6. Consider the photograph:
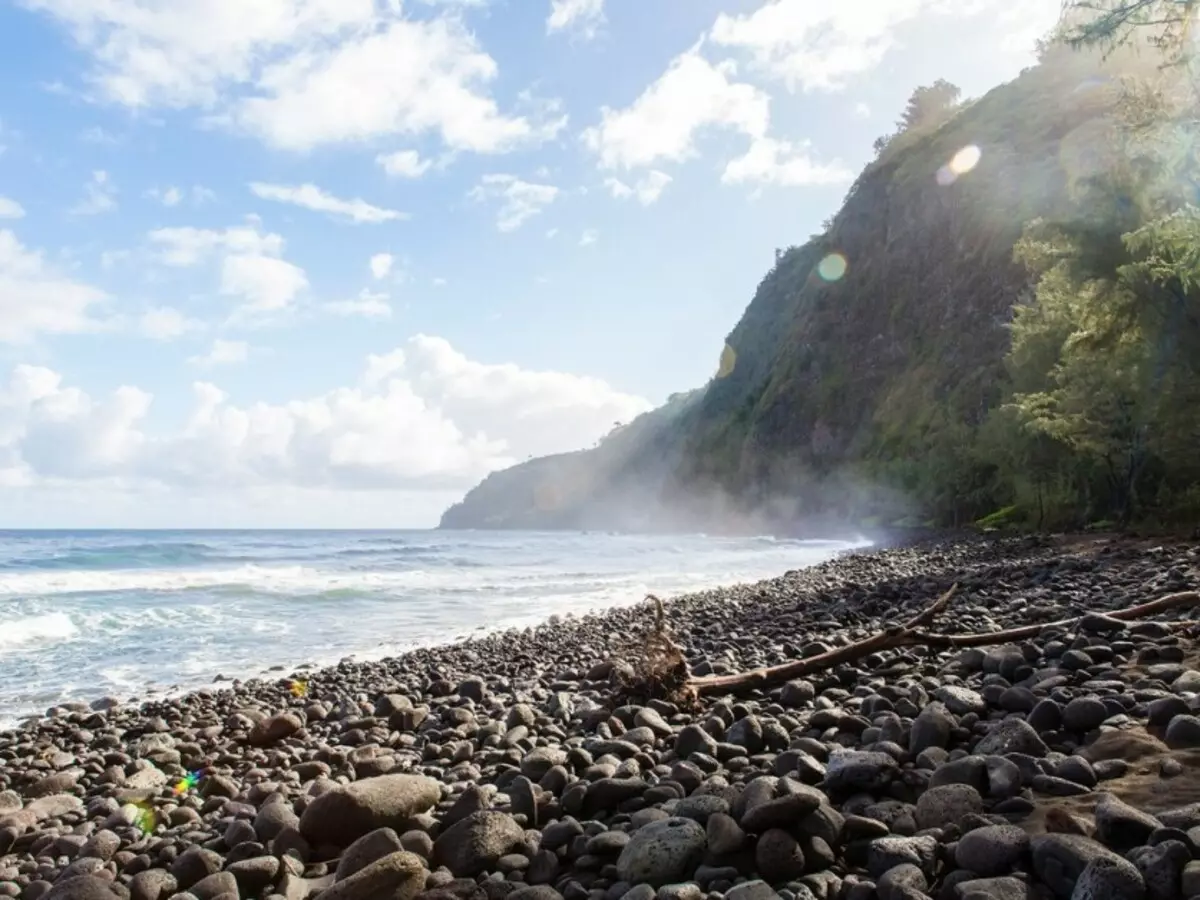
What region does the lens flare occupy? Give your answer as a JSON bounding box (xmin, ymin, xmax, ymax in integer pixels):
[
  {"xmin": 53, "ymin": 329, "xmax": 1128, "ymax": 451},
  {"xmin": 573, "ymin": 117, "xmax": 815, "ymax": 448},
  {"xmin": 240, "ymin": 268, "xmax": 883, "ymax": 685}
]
[
  {"xmin": 173, "ymin": 771, "xmax": 201, "ymax": 796},
  {"xmin": 817, "ymin": 253, "xmax": 847, "ymax": 282},
  {"xmin": 132, "ymin": 802, "xmax": 159, "ymax": 834},
  {"xmin": 936, "ymin": 145, "xmax": 982, "ymax": 186}
]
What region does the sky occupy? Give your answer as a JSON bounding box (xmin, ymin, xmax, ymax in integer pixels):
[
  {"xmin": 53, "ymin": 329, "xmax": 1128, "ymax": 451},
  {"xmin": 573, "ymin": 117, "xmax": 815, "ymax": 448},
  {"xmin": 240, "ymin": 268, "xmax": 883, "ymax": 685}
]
[{"xmin": 0, "ymin": 0, "xmax": 1062, "ymax": 528}]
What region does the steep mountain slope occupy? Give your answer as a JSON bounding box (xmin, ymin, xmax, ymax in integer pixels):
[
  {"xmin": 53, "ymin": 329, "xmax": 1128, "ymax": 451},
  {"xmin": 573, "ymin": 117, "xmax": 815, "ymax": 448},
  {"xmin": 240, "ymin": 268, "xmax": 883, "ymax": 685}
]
[{"xmin": 440, "ymin": 47, "xmax": 1151, "ymax": 534}]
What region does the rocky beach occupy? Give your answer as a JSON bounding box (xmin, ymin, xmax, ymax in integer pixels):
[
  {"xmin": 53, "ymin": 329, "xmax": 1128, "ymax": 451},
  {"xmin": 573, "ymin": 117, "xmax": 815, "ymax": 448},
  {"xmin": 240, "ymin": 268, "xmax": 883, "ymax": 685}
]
[{"xmin": 3, "ymin": 533, "xmax": 1200, "ymax": 900}]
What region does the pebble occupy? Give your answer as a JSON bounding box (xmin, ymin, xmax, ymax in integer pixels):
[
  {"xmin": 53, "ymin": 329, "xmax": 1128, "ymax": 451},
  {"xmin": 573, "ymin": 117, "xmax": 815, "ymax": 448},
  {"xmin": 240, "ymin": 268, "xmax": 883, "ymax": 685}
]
[{"xmin": 0, "ymin": 536, "xmax": 1196, "ymax": 900}]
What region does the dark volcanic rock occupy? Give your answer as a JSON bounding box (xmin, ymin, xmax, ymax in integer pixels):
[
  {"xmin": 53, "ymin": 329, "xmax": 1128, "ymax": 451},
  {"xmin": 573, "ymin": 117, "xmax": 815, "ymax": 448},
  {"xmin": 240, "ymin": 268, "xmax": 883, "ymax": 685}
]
[
  {"xmin": 299, "ymin": 775, "xmax": 441, "ymax": 847},
  {"xmin": 433, "ymin": 812, "xmax": 525, "ymax": 878}
]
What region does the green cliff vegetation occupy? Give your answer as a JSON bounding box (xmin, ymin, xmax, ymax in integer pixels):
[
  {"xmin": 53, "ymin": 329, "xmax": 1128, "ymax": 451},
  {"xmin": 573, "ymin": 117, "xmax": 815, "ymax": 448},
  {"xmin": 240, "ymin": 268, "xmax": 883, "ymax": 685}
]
[{"xmin": 440, "ymin": 3, "xmax": 1200, "ymax": 535}]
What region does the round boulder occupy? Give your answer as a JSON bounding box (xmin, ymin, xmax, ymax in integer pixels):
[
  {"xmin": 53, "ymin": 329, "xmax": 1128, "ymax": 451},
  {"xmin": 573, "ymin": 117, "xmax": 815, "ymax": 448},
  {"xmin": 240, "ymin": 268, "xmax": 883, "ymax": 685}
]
[
  {"xmin": 299, "ymin": 775, "xmax": 441, "ymax": 848},
  {"xmin": 432, "ymin": 811, "xmax": 525, "ymax": 878},
  {"xmin": 616, "ymin": 817, "xmax": 707, "ymax": 887}
]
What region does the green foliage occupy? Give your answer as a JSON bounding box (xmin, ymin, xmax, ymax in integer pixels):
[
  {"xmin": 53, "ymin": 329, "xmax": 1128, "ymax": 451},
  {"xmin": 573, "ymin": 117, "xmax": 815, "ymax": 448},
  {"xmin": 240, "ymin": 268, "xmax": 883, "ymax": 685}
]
[
  {"xmin": 1062, "ymin": 0, "xmax": 1199, "ymax": 61},
  {"xmin": 976, "ymin": 506, "xmax": 1023, "ymax": 530},
  {"xmin": 873, "ymin": 79, "xmax": 963, "ymax": 158},
  {"xmin": 989, "ymin": 62, "xmax": 1200, "ymax": 526}
]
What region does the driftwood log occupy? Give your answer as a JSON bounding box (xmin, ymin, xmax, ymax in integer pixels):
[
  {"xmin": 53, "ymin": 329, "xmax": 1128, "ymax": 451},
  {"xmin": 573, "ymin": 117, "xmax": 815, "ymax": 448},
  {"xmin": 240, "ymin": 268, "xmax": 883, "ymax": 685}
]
[{"xmin": 631, "ymin": 585, "xmax": 1200, "ymax": 702}]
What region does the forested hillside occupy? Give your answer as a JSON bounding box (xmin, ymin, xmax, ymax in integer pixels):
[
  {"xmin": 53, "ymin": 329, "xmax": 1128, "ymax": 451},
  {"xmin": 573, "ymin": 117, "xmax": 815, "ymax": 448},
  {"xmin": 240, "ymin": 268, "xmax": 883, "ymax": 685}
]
[{"xmin": 441, "ymin": 5, "xmax": 1200, "ymax": 534}]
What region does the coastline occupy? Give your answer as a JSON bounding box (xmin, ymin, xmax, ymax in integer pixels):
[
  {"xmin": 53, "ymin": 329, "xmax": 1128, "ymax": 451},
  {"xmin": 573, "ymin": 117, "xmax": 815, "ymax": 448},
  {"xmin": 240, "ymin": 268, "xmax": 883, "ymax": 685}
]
[
  {"xmin": 0, "ymin": 531, "xmax": 872, "ymax": 730},
  {"xmin": 2, "ymin": 532, "xmax": 1199, "ymax": 900}
]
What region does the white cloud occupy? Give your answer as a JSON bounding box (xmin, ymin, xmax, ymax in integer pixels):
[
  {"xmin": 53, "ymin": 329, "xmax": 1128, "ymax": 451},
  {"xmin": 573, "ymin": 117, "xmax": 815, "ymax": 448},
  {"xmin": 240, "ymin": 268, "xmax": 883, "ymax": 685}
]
[
  {"xmin": 146, "ymin": 185, "xmax": 183, "ymax": 207},
  {"xmin": 579, "ymin": 229, "xmax": 598, "ymax": 247},
  {"xmin": 149, "ymin": 223, "xmax": 307, "ymax": 317},
  {"xmin": 583, "ymin": 47, "xmax": 769, "ymax": 170},
  {"xmin": 376, "ymin": 150, "xmax": 432, "ymax": 178},
  {"xmin": 232, "ymin": 17, "xmax": 565, "ymax": 153},
  {"xmin": 708, "ymin": 0, "xmax": 1059, "ymax": 92},
  {"xmin": 0, "ymin": 230, "xmax": 106, "ymax": 342},
  {"xmin": 854, "ymin": 101, "xmax": 872, "ymax": 118},
  {"xmin": 249, "ymin": 182, "xmax": 405, "ymax": 224},
  {"xmin": 24, "ymin": 0, "xmax": 379, "ymax": 108},
  {"xmin": 470, "ymin": 174, "xmax": 558, "ymax": 232},
  {"xmin": 0, "ymin": 197, "xmax": 25, "ymax": 219},
  {"xmin": 80, "ymin": 126, "xmax": 120, "ymax": 144},
  {"xmin": 722, "ymin": 137, "xmax": 854, "ymax": 188},
  {"xmin": 70, "ymin": 170, "xmax": 117, "ymax": 216},
  {"xmin": 369, "ymin": 253, "xmax": 395, "ymax": 280},
  {"xmin": 604, "ymin": 170, "xmax": 672, "ymax": 205},
  {"xmin": 27, "ymin": 2, "xmax": 563, "ymax": 155},
  {"xmin": 220, "ymin": 254, "xmax": 308, "ymax": 315},
  {"xmin": 190, "ymin": 339, "xmax": 249, "ymax": 366},
  {"xmin": 149, "ymin": 224, "xmax": 284, "ymax": 267},
  {"xmin": 138, "ymin": 306, "xmax": 201, "ymax": 340},
  {"xmin": 147, "ymin": 185, "xmax": 216, "ymax": 207},
  {"xmin": 432, "ymin": 277, "xmax": 447, "ymax": 287},
  {"xmin": 547, "ymin": 0, "xmax": 604, "ymax": 39},
  {"xmin": 0, "ymin": 335, "xmax": 651, "ymax": 494},
  {"xmin": 324, "ymin": 289, "xmax": 392, "ymax": 319}
]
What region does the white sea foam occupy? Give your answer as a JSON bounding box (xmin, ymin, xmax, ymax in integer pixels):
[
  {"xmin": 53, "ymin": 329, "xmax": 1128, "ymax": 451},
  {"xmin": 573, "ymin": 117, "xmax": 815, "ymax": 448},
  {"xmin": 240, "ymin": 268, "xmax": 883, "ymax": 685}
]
[
  {"xmin": 0, "ymin": 531, "xmax": 871, "ymax": 726},
  {"xmin": 0, "ymin": 612, "xmax": 78, "ymax": 651},
  {"xmin": 0, "ymin": 563, "xmax": 700, "ymax": 599}
]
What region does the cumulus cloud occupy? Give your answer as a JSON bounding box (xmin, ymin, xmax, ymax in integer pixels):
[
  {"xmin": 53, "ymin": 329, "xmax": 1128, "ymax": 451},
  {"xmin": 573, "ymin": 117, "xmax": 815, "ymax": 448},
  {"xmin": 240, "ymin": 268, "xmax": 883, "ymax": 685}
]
[
  {"xmin": 25, "ymin": 1, "xmax": 564, "ymax": 155},
  {"xmin": 189, "ymin": 339, "xmax": 250, "ymax": 366},
  {"xmin": 220, "ymin": 254, "xmax": 308, "ymax": 316},
  {"xmin": 324, "ymin": 289, "xmax": 393, "ymax": 319},
  {"xmin": 249, "ymin": 182, "xmax": 405, "ymax": 224},
  {"xmin": 470, "ymin": 174, "xmax": 558, "ymax": 232},
  {"xmin": 369, "ymin": 253, "xmax": 395, "ymax": 280},
  {"xmin": 145, "ymin": 185, "xmax": 215, "ymax": 207},
  {"xmin": 0, "ymin": 230, "xmax": 107, "ymax": 342},
  {"xmin": 0, "ymin": 196, "xmax": 25, "ymax": 219},
  {"xmin": 138, "ymin": 306, "xmax": 202, "ymax": 340},
  {"xmin": 603, "ymin": 170, "xmax": 672, "ymax": 205},
  {"xmin": 547, "ymin": 0, "xmax": 604, "ymax": 39},
  {"xmin": 149, "ymin": 223, "xmax": 307, "ymax": 318},
  {"xmin": 0, "ymin": 335, "xmax": 651, "ymax": 492},
  {"xmin": 69, "ymin": 170, "xmax": 116, "ymax": 216},
  {"xmin": 722, "ymin": 137, "xmax": 853, "ymax": 188},
  {"xmin": 376, "ymin": 150, "xmax": 432, "ymax": 178},
  {"xmin": 708, "ymin": 0, "xmax": 1061, "ymax": 92},
  {"xmin": 582, "ymin": 47, "xmax": 770, "ymax": 170},
  {"xmin": 579, "ymin": 229, "xmax": 598, "ymax": 247}
]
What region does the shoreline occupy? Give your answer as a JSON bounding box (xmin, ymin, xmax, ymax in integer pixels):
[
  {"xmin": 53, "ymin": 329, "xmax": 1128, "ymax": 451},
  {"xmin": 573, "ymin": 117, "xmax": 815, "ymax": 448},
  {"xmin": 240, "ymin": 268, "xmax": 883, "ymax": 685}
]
[
  {"xmin": 0, "ymin": 531, "xmax": 1117, "ymax": 735},
  {"xmin": 0, "ymin": 533, "xmax": 874, "ymax": 731},
  {"xmin": 3, "ymin": 532, "xmax": 1199, "ymax": 900}
]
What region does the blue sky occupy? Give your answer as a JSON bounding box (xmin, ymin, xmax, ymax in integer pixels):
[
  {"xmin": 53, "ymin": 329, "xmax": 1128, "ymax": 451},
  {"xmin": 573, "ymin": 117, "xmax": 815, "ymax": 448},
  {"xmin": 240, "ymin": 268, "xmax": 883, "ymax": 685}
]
[{"xmin": 0, "ymin": 0, "xmax": 1060, "ymax": 527}]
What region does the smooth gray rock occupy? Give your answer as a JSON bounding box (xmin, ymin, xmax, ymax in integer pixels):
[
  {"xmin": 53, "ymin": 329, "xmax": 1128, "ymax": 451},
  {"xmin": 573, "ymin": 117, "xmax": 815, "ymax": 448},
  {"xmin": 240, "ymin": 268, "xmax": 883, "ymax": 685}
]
[
  {"xmin": 315, "ymin": 851, "xmax": 426, "ymax": 900},
  {"xmin": 298, "ymin": 775, "xmax": 440, "ymax": 848},
  {"xmin": 433, "ymin": 811, "xmax": 525, "ymax": 878}
]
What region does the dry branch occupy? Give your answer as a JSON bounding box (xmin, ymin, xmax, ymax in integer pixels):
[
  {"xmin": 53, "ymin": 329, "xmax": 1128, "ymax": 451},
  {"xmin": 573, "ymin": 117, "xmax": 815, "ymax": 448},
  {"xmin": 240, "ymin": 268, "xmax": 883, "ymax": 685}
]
[{"xmin": 687, "ymin": 587, "xmax": 1200, "ymax": 698}]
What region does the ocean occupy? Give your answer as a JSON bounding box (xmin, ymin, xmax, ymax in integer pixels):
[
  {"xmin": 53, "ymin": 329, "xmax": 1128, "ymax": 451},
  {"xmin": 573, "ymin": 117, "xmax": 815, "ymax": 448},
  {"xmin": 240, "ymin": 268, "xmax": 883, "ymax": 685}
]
[{"xmin": 0, "ymin": 529, "xmax": 869, "ymax": 728}]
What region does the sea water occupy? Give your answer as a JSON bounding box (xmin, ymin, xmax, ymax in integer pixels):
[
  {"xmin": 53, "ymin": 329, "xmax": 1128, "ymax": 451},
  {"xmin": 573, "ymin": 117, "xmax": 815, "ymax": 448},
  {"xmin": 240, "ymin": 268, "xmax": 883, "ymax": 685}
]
[{"xmin": 0, "ymin": 529, "xmax": 869, "ymax": 727}]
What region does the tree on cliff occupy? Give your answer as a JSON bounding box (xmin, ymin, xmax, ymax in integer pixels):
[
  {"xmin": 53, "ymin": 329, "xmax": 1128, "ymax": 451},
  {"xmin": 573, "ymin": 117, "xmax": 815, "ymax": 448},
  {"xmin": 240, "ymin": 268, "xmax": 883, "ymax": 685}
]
[
  {"xmin": 897, "ymin": 79, "xmax": 962, "ymax": 131},
  {"xmin": 1063, "ymin": 0, "xmax": 1198, "ymax": 60},
  {"xmin": 874, "ymin": 79, "xmax": 963, "ymax": 156}
]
